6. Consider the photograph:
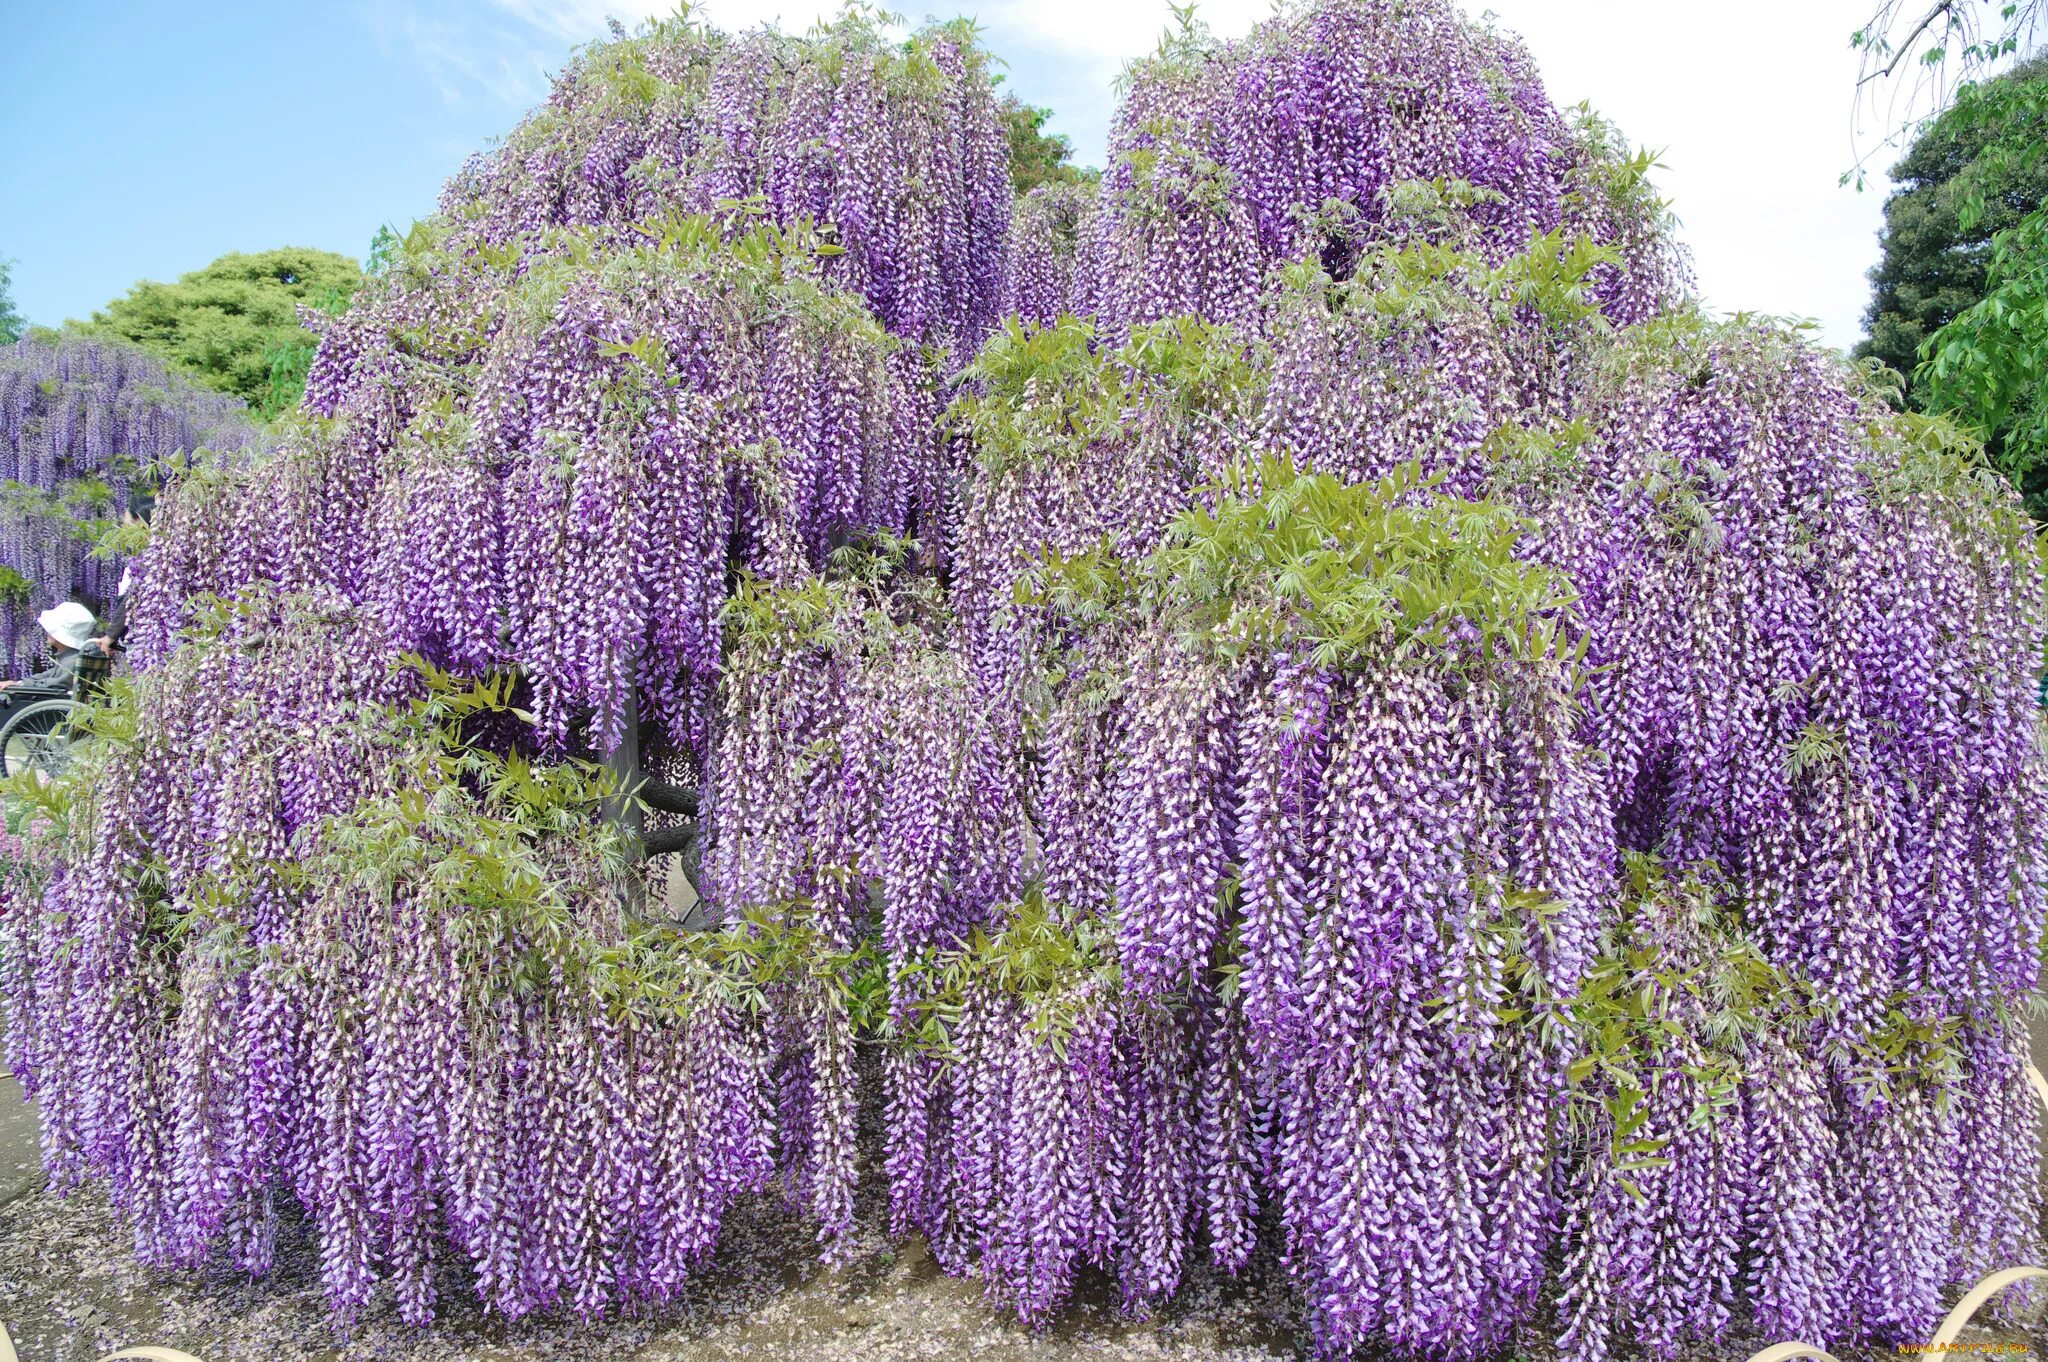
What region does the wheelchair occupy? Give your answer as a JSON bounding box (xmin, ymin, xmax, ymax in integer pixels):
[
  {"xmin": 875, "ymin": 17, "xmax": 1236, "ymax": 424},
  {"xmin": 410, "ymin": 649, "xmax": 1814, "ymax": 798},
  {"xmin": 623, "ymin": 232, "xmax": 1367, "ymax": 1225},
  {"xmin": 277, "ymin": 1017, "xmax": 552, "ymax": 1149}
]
[{"xmin": 0, "ymin": 646, "xmax": 115, "ymax": 780}]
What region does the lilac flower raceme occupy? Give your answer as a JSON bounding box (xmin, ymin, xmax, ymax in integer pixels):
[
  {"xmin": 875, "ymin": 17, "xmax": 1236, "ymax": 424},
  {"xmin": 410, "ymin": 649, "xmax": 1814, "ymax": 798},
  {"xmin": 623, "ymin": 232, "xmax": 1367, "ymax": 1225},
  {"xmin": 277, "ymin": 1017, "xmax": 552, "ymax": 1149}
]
[
  {"xmin": 441, "ymin": 15, "xmax": 1009, "ymax": 359},
  {"xmin": 1076, "ymin": 0, "xmax": 1685, "ymax": 341},
  {"xmin": 1000, "ymin": 182, "xmax": 1095, "ymax": 327}
]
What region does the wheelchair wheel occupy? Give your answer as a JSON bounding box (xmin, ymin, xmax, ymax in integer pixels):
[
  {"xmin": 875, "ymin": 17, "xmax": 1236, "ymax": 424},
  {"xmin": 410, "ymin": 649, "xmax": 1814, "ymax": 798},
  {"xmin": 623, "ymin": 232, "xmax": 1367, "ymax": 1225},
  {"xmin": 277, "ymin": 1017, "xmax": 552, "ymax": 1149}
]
[{"xmin": 0, "ymin": 698, "xmax": 78, "ymax": 779}]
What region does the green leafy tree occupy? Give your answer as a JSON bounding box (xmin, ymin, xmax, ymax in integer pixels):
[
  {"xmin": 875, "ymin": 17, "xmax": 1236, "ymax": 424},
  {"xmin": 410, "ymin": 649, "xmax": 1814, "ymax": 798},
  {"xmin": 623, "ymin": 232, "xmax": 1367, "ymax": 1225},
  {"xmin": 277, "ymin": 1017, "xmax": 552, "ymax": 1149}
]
[
  {"xmin": 1915, "ymin": 76, "xmax": 2048, "ymax": 514},
  {"xmin": 80, "ymin": 247, "xmax": 361, "ymax": 416},
  {"xmin": 1851, "ymin": 3, "xmax": 2048, "ymax": 518},
  {"xmin": 997, "ymin": 95, "xmax": 1092, "ymax": 194},
  {"xmin": 0, "ymin": 257, "xmax": 25, "ymax": 345},
  {"xmin": 1856, "ymin": 56, "xmax": 2048, "ymax": 391}
]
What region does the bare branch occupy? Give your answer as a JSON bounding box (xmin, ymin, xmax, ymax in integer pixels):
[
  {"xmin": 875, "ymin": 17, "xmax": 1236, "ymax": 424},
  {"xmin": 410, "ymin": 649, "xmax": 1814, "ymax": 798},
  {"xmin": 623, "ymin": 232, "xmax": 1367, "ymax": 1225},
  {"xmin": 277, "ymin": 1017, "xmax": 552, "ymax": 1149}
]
[
  {"xmin": 1858, "ymin": 0, "xmax": 1968, "ymax": 85},
  {"xmin": 1847, "ymin": 0, "xmax": 2041, "ymax": 181}
]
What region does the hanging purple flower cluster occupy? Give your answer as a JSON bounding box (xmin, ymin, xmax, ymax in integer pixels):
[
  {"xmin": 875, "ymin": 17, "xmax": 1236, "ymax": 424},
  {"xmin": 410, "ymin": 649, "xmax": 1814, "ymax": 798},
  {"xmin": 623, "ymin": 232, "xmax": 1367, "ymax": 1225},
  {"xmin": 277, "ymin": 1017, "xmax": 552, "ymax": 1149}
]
[
  {"xmin": 2, "ymin": 591, "xmax": 412, "ymax": 1268},
  {"xmin": 971, "ymin": 462, "xmax": 1618, "ymax": 1354},
  {"xmin": 0, "ymin": 614, "xmax": 788, "ymax": 1324},
  {"xmin": 441, "ymin": 13, "xmax": 1010, "ymax": 357},
  {"xmin": 1535, "ymin": 322, "xmax": 2048, "ymax": 1042},
  {"xmin": 3, "ymin": 0, "xmax": 2045, "ymax": 1356},
  {"xmin": 880, "ymin": 903, "xmax": 1202, "ymax": 1325},
  {"xmin": 158, "ymin": 212, "xmax": 935, "ymax": 757},
  {"xmin": 0, "ymin": 333, "xmax": 253, "ymax": 673},
  {"xmin": 1074, "ymin": 0, "xmax": 1685, "ymax": 339},
  {"xmin": 705, "ymin": 564, "xmax": 1024, "ymax": 957},
  {"xmin": 1000, "ymin": 181, "xmax": 1097, "ymax": 327}
]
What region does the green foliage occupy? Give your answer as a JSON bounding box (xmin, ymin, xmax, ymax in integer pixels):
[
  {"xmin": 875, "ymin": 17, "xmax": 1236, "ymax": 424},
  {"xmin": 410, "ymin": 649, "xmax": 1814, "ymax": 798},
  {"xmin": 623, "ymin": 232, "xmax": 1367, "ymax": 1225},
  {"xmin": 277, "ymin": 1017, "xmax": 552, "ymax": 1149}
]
[
  {"xmin": 1474, "ymin": 844, "xmax": 1983, "ymax": 1190},
  {"xmin": 952, "ymin": 316, "xmax": 1117, "ymax": 461},
  {"xmin": 0, "ymin": 473, "xmax": 137, "ymax": 557},
  {"xmin": 1785, "ymin": 721, "xmax": 1849, "ymax": 780},
  {"xmin": 1118, "ymin": 130, "xmax": 1237, "ymax": 224},
  {"xmin": 1856, "ymin": 56, "xmax": 2048, "ymax": 515},
  {"xmin": 1561, "ymin": 107, "xmax": 1672, "ymax": 233},
  {"xmin": 363, "ymin": 224, "xmax": 402, "ymax": 278},
  {"xmin": 891, "ymin": 887, "xmax": 1121, "ymax": 1058},
  {"xmin": 79, "ymin": 246, "xmax": 362, "ymax": 415},
  {"xmin": 1282, "ymin": 224, "xmax": 1622, "ymax": 334},
  {"xmin": 1920, "ymin": 200, "xmax": 2048, "ymax": 512},
  {"xmin": 304, "ymin": 670, "xmax": 625, "ymax": 911},
  {"xmin": 720, "ymin": 530, "xmax": 944, "ymax": 679},
  {"xmin": 0, "ymin": 256, "xmax": 25, "ymax": 345},
  {"xmin": 260, "ymin": 340, "xmax": 321, "ymax": 417},
  {"xmin": 378, "ymin": 202, "xmax": 878, "ymax": 384},
  {"xmin": 1850, "ymin": 1, "xmax": 2042, "ymax": 144},
  {"xmin": 723, "ymin": 565, "xmax": 865, "ymax": 656},
  {"xmin": 1554, "ymin": 855, "xmax": 1798, "ymax": 1186},
  {"xmin": 951, "ymin": 314, "xmax": 1259, "ymax": 474},
  {"xmin": 1481, "ymin": 418, "xmax": 1594, "ymax": 495},
  {"xmin": 997, "ymin": 95, "xmax": 1092, "ymax": 193},
  {"xmin": 1115, "ymin": 0, "xmax": 1213, "ymax": 97},
  {"xmin": 1138, "ymin": 457, "xmax": 1583, "ymax": 673},
  {"xmin": 1856, "ymin": 56, "xmax": 2048, "ymax": 378},
  {"xmin": 0, "ymin": 624, "xmax": 887, "ymax": 1029}
]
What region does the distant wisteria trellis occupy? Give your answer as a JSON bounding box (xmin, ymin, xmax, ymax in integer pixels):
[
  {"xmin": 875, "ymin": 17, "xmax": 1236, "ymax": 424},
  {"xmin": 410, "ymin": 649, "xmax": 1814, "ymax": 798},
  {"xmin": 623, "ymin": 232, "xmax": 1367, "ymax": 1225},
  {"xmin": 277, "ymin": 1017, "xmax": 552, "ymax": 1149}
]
[
  {"xmin": 0, "ymin": 334, "xmax": 253, "ymax": 673},
  {"xmin": 2, "ymin": 3, "xmax": 2043, "ymax": 1361}
]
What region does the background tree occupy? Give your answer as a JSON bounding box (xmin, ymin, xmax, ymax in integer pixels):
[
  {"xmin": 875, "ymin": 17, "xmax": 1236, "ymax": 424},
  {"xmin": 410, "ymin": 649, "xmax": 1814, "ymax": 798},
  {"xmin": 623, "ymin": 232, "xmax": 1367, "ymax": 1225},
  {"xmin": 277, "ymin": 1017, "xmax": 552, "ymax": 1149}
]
[
  {"xmin": 997, "ymin": 94, "xmax": 1092, "ymax": 193},
  {"xmin": 79, "ymin": 246, "xmax": 361, "ymax": 417},
  {"xmin": 0, "ymin": 257, "xmax": 25, "ymax": 345},
  {"xmin": 0, "ymin": 332, "xmax": 254, "ymax": 672},
  {"xmin": 1856, "ymin": 56, "xmax": 2048, "ymax": 385},
  {"xmin": 1855, "ymin": 3, "xmax": 2048, "ymax": 517}
]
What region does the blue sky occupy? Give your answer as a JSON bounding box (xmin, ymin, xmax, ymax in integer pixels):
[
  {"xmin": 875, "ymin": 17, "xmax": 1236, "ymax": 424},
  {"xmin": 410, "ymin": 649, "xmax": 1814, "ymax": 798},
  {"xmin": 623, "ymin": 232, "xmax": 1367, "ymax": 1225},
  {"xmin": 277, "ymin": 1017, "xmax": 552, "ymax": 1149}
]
[{"xmin": 3, "ymin": 1, "xmax": 1909, "ymax": 350}]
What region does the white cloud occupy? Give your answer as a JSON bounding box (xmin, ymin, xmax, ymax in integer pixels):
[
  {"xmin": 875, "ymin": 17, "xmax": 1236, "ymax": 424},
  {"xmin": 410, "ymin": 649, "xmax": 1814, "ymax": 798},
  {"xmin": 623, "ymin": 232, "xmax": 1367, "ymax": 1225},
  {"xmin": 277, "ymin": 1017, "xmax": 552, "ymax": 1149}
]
[
  {"xmin": 484, "ymin": 0, "xmax": 634, "ymax": 41},
  {"xmin": 971, "ymin": 0, "xmax": 1273, "ymax": 64},
  {"xmin": 361, "ymin": 0, "xmax": 569, "ymax": 106}
]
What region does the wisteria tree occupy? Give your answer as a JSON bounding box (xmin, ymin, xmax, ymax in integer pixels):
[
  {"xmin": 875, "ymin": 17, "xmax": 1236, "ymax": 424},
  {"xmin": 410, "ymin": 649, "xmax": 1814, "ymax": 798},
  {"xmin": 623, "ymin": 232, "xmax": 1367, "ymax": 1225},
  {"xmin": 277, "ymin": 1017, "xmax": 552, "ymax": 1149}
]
[
  {"xmin": 2, "ymin": 4, "xmax": 2043, "ymax": 1360},
  {"xmin": 0, "ymin": 332, "xmax": 254, "ymax": 673}
]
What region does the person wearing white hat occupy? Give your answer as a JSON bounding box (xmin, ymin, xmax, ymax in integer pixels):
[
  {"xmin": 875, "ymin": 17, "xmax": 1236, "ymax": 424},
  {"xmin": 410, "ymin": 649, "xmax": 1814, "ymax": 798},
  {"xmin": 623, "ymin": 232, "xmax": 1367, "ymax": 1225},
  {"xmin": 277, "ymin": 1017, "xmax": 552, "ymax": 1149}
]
[{"xmin": 0, "ymin": 600, "xmax": 107, "ymax": 698}]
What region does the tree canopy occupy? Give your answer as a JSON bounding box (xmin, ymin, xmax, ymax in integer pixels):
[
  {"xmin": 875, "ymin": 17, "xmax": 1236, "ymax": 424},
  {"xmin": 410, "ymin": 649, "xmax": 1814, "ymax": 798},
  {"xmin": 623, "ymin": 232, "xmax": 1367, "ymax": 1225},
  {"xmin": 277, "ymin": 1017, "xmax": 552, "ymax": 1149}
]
[
  {"xmin": 1852, "ymin": 32, "xmax": 2048, "ymax": 517},
  {"xmin": 0, "ymin": 332, "xmax": 255, "ymax": 673},
  {"xmin": 1851, "ymin": 0, "xmax": 2044, "ymax": 174},
  {"xmin": 997, "ymin": 94, "xmax": 1092, "ymax": 194},
  {"xmin": 78, "ymin": 246, "xmax": 361, "ymax": 416},
  {"xmin": 1856, "ymin": 56, "xmax": 2048, "ymax": 390},
  {"xmin": 1913, "ymin": 74, "xmax": 2048, "ymax": 517},
  {"xmin": 0, "ymin": 257, "xmax": 25, "ymax": 345}
]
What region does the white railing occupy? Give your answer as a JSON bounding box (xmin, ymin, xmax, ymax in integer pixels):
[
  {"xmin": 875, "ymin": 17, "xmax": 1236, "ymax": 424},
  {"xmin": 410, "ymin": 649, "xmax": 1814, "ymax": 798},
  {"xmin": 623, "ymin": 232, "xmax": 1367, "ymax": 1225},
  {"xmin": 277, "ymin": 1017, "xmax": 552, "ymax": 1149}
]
[
  {"xmin": 1740, "ymin": 1060, "xmax": 2048, "ymax": 1362},
  {"xmin": 0, "ymin": 1341, "xmax": 203, "ymax": 1362}
]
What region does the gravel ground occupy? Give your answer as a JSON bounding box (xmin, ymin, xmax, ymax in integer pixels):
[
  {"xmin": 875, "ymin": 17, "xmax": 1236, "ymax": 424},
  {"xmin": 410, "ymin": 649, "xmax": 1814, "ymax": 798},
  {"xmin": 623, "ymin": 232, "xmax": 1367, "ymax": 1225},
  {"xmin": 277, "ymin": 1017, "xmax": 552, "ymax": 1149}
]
[
  {"xmin": 0, "ymin": 1068, "xmax": 1302, "ymax": 1362},
  {"xmin": 1, "ymin": 1071, "xmax": 2043, "ymax": 1362},
  {"xmin": 0, "ymin": 1184, "xmax": 1293, "ymax": 1362}
]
